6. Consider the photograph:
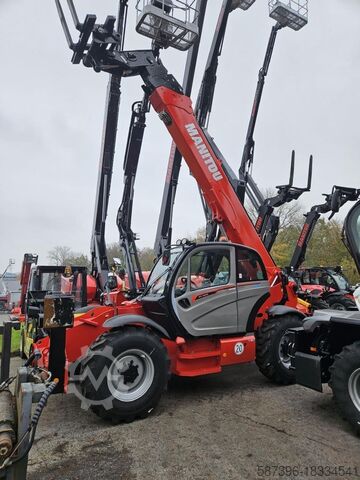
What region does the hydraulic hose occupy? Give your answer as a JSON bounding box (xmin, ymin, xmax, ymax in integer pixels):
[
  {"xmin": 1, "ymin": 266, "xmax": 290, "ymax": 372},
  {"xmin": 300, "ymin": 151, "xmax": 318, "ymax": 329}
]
[{"xmin": 0, "ymin": 379, "xmax": 58, "ymax": 471}]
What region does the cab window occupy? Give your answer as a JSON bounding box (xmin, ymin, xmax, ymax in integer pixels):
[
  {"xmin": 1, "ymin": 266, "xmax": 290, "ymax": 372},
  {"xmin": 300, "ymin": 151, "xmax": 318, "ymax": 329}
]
[
  {"xmin": 174, "ymin": 261, "xmax": 189, "ymax": 297},
  {"xmin": 236, "ymin": 247, "xmax": 266, "ymax": 283},
  {"xmin": 189, "ymin": 248, "xmax": 230, "ymax": 291}
]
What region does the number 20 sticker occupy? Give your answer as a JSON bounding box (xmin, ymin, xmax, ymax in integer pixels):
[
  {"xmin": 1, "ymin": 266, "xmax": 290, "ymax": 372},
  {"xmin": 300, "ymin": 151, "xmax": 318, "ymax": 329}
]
[{"xmin": 234, "ymin": 342, "xmax": 244, "ymax": 355}]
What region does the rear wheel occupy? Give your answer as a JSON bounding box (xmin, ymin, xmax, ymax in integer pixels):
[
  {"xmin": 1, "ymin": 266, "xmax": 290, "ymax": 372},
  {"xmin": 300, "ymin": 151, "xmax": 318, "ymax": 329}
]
[
  {"xmin": 328, "ymin": 297, "xmax": 356, "ymax": 311},
  {"xmin": 256, "ymin": 315, "xmax": 303, "ymax": 385},
  {"xmin": 79, "ymin": 327, "xmax": 169, "ymax": 423},
  {"xmin": 329, "ymin": 341, "xmax": 360, "ymax": 435}
]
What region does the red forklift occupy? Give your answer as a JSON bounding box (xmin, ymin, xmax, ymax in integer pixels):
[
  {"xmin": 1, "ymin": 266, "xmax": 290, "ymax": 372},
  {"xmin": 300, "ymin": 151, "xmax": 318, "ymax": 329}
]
[
  {"xmin": 16, "ymin": 253, "xmax": 91, "ymax": 360},
  {"xmin": 34, "ymin": 0, "xmax": 314, "ymax": 423}
]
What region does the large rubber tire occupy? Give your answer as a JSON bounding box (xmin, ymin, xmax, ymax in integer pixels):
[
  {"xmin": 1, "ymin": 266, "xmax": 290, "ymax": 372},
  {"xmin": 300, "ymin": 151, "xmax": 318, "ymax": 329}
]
[
  {"xmin": 328, "ymin": 296, "xmax": 356, "ymax": 311},
  {"xmin": 256, "ymin": 315, "xmax": 303, "ymax": 385},
  {"xmin": 311, "ymin": 298, "xmax": 329, "ymax": 310},
  {"xmin": 80, "ymin": 327, "xmax": 169, "ymax": 423},
  {"xmin": 329, "ymin": 341, "xmax": 360, "ymax": 435}
]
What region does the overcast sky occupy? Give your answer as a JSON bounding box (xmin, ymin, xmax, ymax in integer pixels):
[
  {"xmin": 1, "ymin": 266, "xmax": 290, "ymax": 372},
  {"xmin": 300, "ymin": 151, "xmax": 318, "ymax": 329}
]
[{"xmin": 0, "ymin": 0, "xmax": 359, "ymax": 272}]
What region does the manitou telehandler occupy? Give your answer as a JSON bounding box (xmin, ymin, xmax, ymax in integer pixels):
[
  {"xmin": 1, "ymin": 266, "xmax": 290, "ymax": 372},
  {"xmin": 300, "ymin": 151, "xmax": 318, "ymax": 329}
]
[
  {"xmin": 34, "ymin": 0, "xmax": 313, "ymax": 422},
  {"xmin": 287, "ymin": 185, "xmax": 360, "ymax": 310},
  {"xmin": 288, "ymin": 199, "xmax": 360, "ymax": 434}
]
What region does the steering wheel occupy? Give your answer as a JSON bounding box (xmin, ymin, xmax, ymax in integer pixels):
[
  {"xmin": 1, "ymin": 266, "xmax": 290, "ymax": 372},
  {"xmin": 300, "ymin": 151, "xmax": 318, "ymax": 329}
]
[{"xmin": 179, "ymin": 276, "xmax": 197, "ymax": 289}]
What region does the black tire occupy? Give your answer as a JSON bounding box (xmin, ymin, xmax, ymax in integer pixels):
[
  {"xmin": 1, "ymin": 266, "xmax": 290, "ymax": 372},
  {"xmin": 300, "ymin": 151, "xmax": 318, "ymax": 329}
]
[
  {"xmin": 79, "ymin": 327, "xmax": 169, "ymax": 423},
  {"xmin": 329, "ymin": 341, "xmax": 360, "ymax": 435},
  {"xmin": 328, "ymin": 296, "xmax": 356, "ymax": 311},
  {"xmin": 256, "ymin": 315, "xmax": 303, "ymax": 385},
  {"xmin": 311, "ymin": 298, "xmax": 330, "ymax": 310}
]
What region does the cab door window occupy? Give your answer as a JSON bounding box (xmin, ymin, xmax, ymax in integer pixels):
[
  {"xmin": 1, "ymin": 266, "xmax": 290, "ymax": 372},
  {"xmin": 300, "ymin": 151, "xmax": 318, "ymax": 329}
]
[
  {"xmin": 236, "ymin": 247, "xmax": 266, "ymax": 283},
  {"xmin": 174, "ymin": 261, "xmax": 189, "ymax": 297},
  {"xmin": 189, "ymin": 248, "xmax": 230, "ymax": 291}
]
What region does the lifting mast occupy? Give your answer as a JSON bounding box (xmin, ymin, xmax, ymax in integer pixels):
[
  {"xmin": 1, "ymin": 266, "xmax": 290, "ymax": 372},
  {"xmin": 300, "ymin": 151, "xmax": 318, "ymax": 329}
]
[
  {"xmin": 288, "ymin": 186, "xmax": 360, "ymax": 271},
  {"xmin": 116, "ymin": 94, "xmax": 150, "ymax": 296},
  {"xmin": 87, "ymin": 1, "xmax": 128, "ymax": 295},
  {"xmin": 19, "ymin": 254, "xmax": 38, "ymax": 314}
]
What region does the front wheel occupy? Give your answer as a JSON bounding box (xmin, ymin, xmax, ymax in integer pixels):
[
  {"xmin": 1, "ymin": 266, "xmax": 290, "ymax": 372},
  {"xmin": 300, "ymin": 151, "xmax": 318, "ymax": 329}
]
[
  {"xmin": 79, "ymin": 327, "xmax": 169, "ymax": 423},
  {"xmin": 329, "ymin": 341, "xmax": 360, "ymax": 435},
  {"xmin": 256, "ymin": 315, "xmax": 303, "ymax": 385}
]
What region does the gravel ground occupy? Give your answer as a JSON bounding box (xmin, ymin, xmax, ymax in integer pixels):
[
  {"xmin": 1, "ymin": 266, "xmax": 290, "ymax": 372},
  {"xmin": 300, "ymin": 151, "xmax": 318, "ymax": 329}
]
[{"xmin": 1, "ymin": 311, "xmax": 359, "ymax": 480}]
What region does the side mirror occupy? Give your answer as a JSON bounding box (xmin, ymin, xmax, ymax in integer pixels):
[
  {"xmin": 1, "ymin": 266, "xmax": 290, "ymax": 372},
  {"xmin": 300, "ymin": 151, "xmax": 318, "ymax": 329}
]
[
  {"xmin": 162, "ymin": 248, "xmax": 171, "ymax": 266},
  {"xmin": 107, "ymin": 273, "xmax": 118, "ymax": 290}
]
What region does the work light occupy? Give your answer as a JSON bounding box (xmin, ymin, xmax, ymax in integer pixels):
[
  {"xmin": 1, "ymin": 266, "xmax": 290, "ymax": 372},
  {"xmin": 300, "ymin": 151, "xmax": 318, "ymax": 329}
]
[
  {"xmin": 268, "ymin": 0, "xmax": 308, "ymax": 31},
  {"xmin": 135, "ymin": 0, "xmax": 200, "ymax": 51}
]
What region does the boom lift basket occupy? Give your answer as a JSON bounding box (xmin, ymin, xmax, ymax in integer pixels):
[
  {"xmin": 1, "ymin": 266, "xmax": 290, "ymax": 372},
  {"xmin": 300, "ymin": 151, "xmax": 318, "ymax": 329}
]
[
  {"xmin": 135, "ymin": 0, "xmax": 199, "ymax": 51},
  {"xmin": 231, "ymin": 0, "xmax": 257, "ymax": 11},
  {"xmin": 268, "ymin": 0, "xmax": 308, "ymax": 31}
]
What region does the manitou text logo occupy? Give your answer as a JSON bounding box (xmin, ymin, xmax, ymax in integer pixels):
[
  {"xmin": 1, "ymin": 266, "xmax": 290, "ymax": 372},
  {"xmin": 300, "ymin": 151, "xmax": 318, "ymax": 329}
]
[{"xmin": 185, "ymin": 123, "xmax": 223, "ymax": 181}]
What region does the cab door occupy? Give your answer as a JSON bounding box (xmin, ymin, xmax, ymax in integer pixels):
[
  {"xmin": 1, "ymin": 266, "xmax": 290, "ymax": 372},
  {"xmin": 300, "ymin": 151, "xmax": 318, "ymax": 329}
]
[
  {"xmin": 171, "ymin": 245, "xmax": 238, "ymax": 336},
  {"xmin": 235, "ymin": 246, "xmax": 270, "ymax": 332}
]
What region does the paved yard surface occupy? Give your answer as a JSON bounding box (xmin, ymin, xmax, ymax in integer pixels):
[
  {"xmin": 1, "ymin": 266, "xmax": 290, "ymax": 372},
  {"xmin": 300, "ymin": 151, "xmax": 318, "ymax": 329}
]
[
  {"xmin": 1, "ymin": 311, "xmax": 359, "ymax": 480},
  {"xmin": 21, "ymin": 363, "xmax": 359, "ymax": 480}
]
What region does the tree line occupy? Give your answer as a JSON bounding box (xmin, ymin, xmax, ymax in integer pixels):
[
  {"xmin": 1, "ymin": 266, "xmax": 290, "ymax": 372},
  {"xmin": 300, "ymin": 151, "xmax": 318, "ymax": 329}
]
[
  {"xmin": 47, "ymin": 194, "xmax": 359, "ymax": 286},
  {"xmin": 47, "ymin": 216, "xmax": 359, "ymax": 286}
]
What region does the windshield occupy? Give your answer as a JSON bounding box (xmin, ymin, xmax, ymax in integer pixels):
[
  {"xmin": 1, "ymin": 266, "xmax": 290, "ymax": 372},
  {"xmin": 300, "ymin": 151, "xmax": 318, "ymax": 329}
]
[
  {"xmin": 29, "ymin": 269, "xmax": 86, "ymax": 307},
  {"xmin": 344, "ymin": 201, "xmax": 360, "ymax": 273},
  {"xmin": 146, "ymin": 248, "xmax": 183, "ymax": 289},
  {"xmin": 329, "ymin": 271, "xmax": 350, "ymax": 291}
]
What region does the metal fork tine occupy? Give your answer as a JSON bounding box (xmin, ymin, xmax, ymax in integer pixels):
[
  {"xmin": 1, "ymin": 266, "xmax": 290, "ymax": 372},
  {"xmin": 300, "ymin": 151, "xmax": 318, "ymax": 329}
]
[
  {"xmin": 289, "ymin": 150, "xmax": 295, "ymax": 187},
  {"xmin": 55, "ymin": 0, "xmax": 75, "ymax": 49},
  {"xmin": 307, "ymin": 155, "xmax": 313, "ymax": 190},
  {"xmin": 67, "ymin": 0, "xmax": 81, "ymax": 29}
]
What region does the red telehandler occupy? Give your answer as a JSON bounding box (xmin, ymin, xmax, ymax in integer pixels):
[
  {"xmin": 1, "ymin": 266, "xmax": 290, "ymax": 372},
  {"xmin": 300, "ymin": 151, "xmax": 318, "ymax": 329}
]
[
  {"xmin": 287, "ymin": 185, "xmax": 360, "ymax": 310},
  {"xmin": 34, "ymin": 0, "xmax": 308, "ymax": 423}
]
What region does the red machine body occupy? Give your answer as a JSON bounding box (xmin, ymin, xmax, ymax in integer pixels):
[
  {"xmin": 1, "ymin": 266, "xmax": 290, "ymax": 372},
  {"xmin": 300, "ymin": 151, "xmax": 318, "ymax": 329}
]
[{"xmin": 34, "ymin": 85, "xmax": 300, "ymax": 380}]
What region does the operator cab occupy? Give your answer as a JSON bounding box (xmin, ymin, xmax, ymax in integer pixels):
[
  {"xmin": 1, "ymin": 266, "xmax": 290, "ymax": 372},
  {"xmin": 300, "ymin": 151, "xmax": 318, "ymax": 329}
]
[
  {"xmin": 27, "ymin": 266, "xmax": 88, "ymax": 311},
  {"xmin": 140, "ymin": 242, "xmax": 270, "ymax": 339},
  {"xmin": 344, "ymin": 200, "xmax": 360, "ymax": 273},
  {"xmin": 343, "ymin": 200, "xmax": 360, "ymax": 310},
  {"xmin": 24, "ymin": 266, "xmax": 88, "ymax": 353},
  {"xmin": 299, "ymin": 267, "xmax": 351, "ymax": 293}
]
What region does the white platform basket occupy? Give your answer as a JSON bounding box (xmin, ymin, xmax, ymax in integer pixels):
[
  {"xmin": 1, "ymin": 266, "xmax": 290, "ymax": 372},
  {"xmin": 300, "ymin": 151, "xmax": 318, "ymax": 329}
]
[
  {"xmin": 136, "ymin": 1, "xmax": 199, "ymax": 51},
  {"xmin": 269, "ymin": 0, "xmax": 308, "ymax": 30}
]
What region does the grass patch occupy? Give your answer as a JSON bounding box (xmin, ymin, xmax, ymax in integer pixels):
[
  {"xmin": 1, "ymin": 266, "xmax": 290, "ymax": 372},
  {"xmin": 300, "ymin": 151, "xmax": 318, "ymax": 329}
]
[{"xmin": 0, "ymin": 329, "xmax": 21, "ymax": 354}]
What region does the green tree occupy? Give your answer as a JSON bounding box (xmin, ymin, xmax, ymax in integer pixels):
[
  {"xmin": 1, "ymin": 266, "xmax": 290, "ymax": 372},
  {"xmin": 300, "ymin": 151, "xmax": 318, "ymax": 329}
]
[{"xmin": 48, "ymin": 246, "xmax": 91, "ymax": 269}]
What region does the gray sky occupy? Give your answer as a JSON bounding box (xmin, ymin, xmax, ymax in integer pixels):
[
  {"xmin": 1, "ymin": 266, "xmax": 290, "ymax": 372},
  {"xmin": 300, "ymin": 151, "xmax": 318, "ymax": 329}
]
[{"xmin": 0, "ymin": 0, "xmax": 359, "ymax": 272}]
